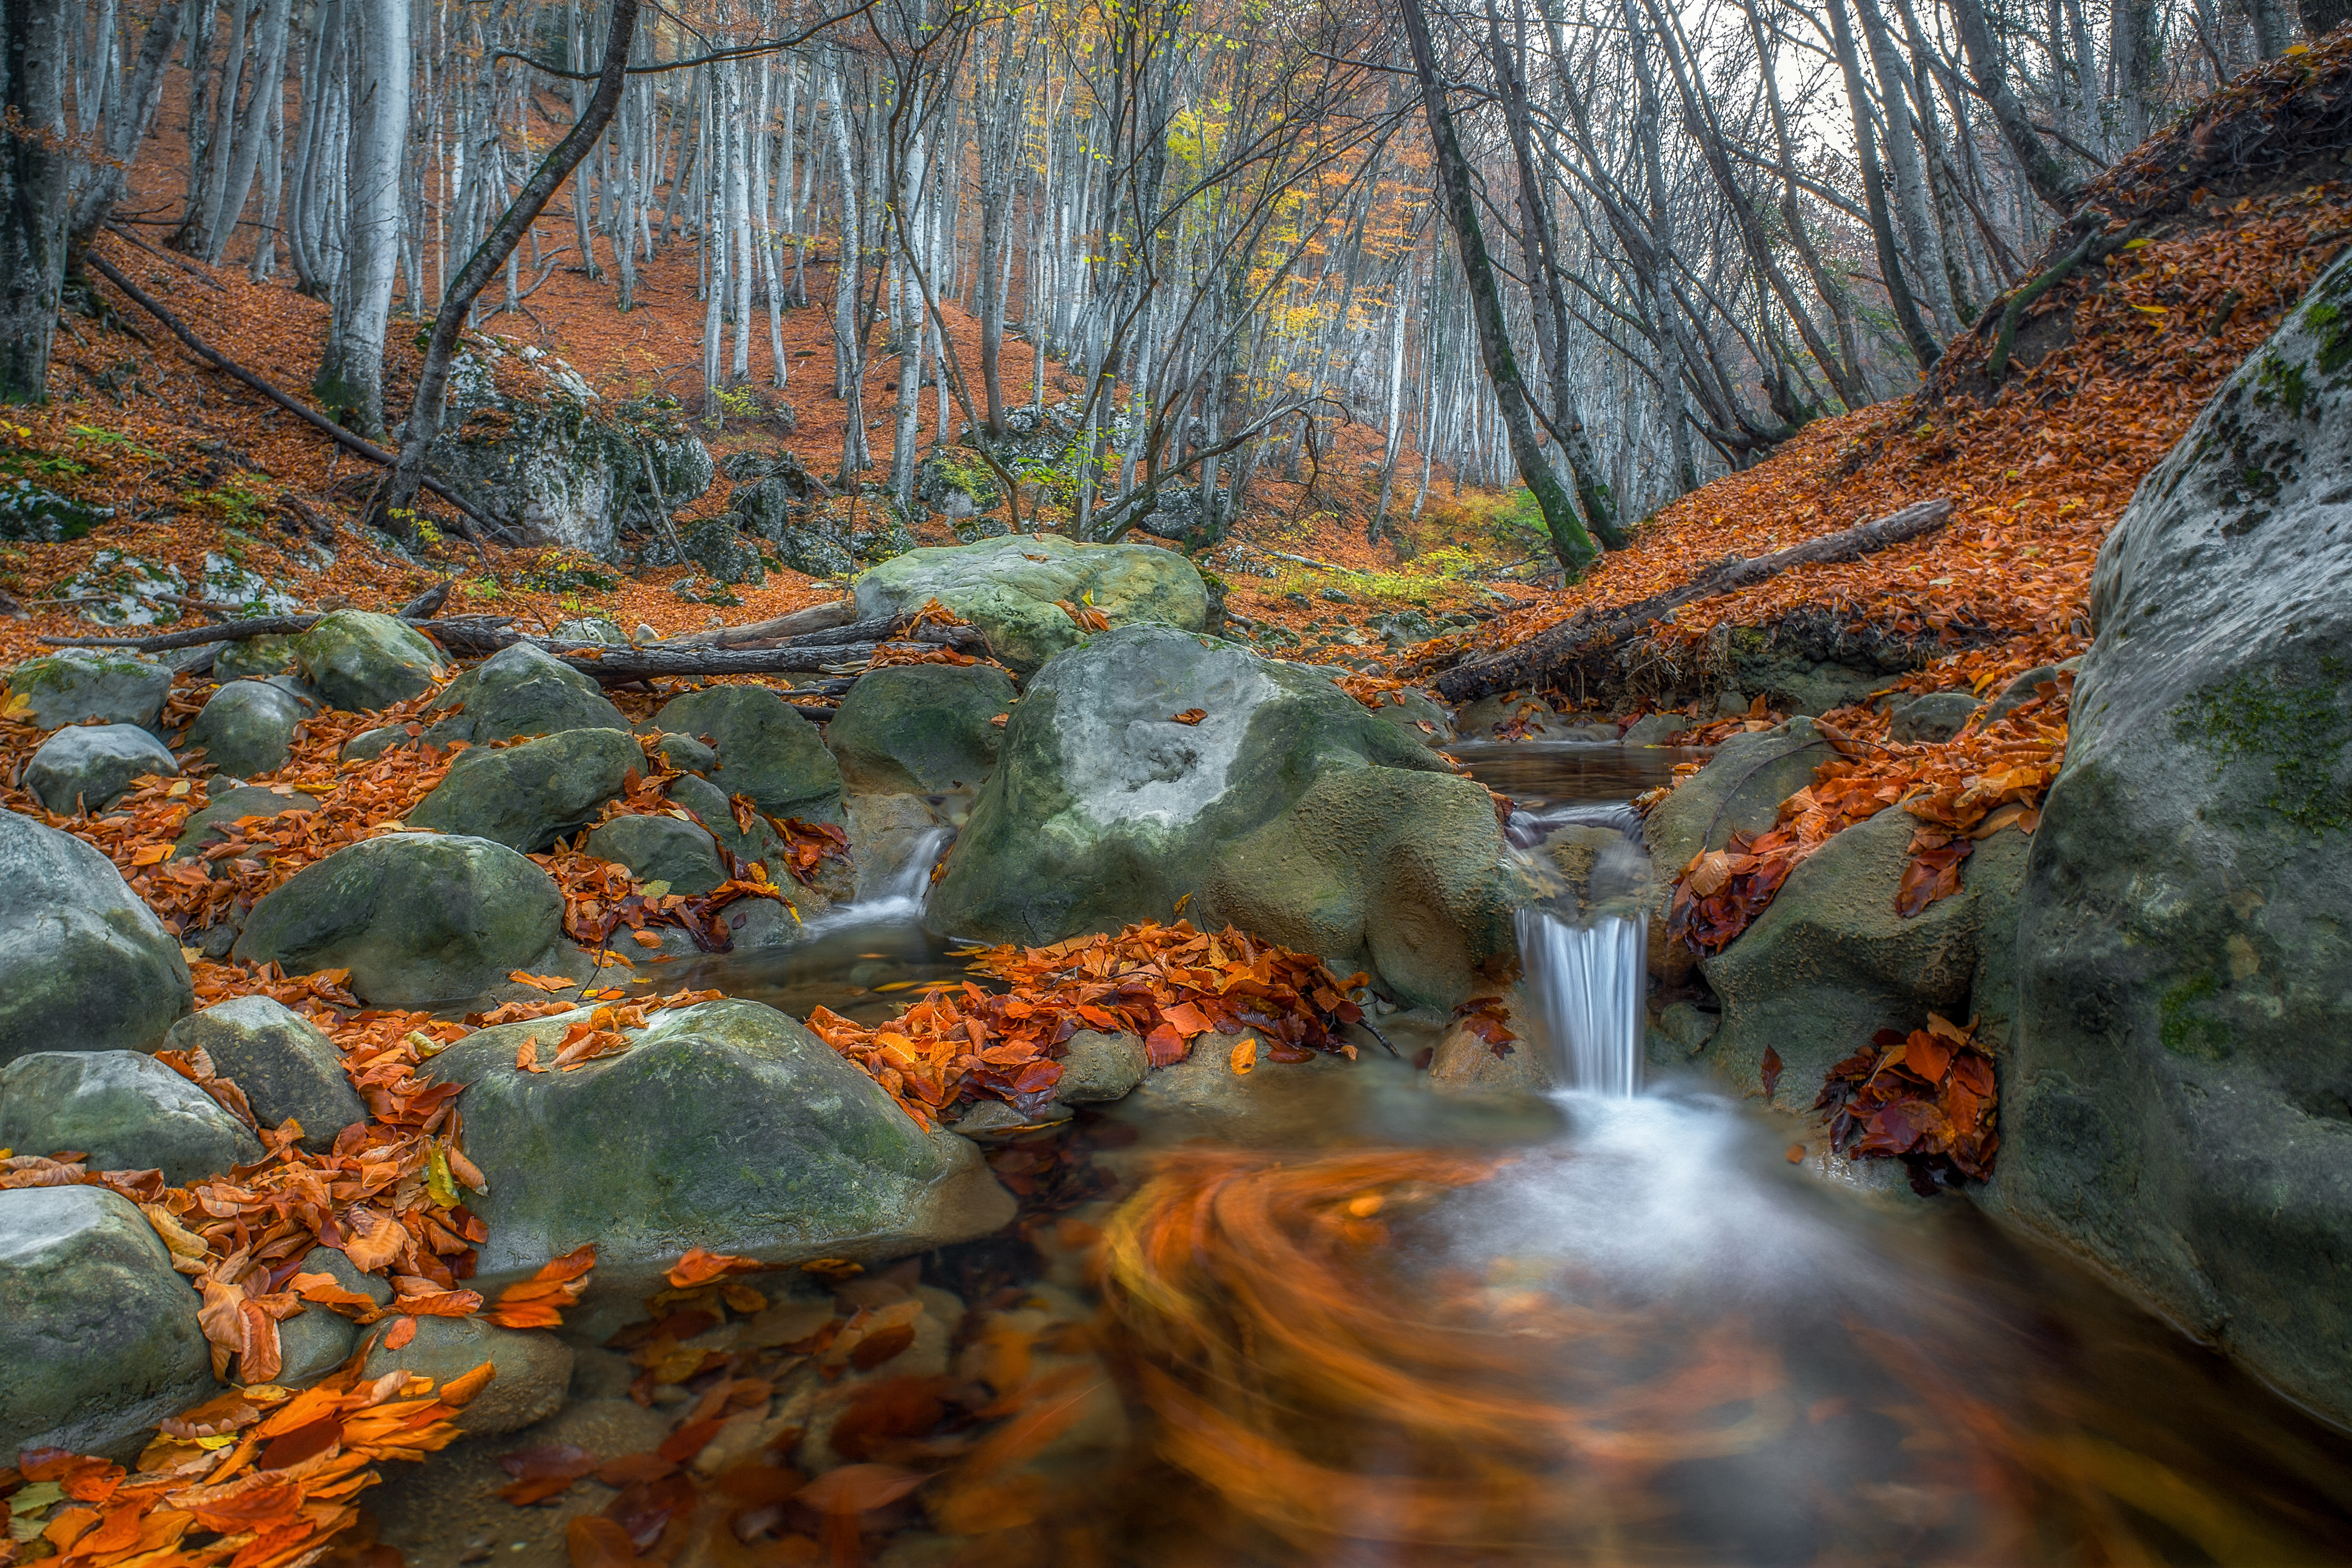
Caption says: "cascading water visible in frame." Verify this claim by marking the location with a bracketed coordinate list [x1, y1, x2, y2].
[1516, 908, 1646, 1096]
[805, 824, 953, 928]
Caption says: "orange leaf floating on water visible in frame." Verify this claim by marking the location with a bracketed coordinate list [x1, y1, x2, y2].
[485, 1243, 598, 1330]
[1168, 708, 1207, 725]
[665, 1246, 765, 1289]
[506, 970, 577, 993]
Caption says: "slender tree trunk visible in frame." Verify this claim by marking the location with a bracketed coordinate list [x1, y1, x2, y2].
[1, 0, 72, 401]
[1948, 0, 2077, 210]
[1826, 0, 1939, 372]
[65, 0, 180, 262]
[320, 0, 409, 433]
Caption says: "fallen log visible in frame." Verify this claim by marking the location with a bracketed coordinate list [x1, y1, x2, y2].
[663, 599, 859, 648]
[1430, 498, 1954, 704]
[549, 624, 986, 683]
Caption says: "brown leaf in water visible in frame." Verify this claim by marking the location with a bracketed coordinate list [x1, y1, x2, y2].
[567, 1513, 642, 1566]
[798, 1463, 927, 1515]
[665, 1246, 765, 1289]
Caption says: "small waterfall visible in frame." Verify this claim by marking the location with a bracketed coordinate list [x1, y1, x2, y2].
[807, 825, 953, 928]
[1515, 909, 1647, 1097]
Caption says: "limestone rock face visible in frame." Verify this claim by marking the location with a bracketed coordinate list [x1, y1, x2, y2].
[233, 833, 564, 1008]
[161, 997, 367, 1151]
[0, 1185, 215, 1459]
[407, 726, 642, 851]
[0, 809, 193, 1065]
[853, 534, 1210, 674]
[5, 648, 173, 730]
[423, 642, 629, 743]
[293, 611, 449, 713]
[2001, 251, 2352, 1426]
[825, 664, 1015, 795]
[24, 723, 179, 812]
[928, 626, 1516, 1008]
[427, 1000, 1015, 1303]
[0, 1050, 263, 1182]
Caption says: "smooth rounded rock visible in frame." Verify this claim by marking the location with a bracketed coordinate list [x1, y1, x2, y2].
[170, 784, 318, 860]
[211, 635, 296, 681]
[0, 1051, 262, 1181]
[276, 1246, 389, 1388]
[854, 533, 1210, 674]
[24, 723, 179, 813]
[361, 1315, 573, 1435]
[825, 664, 1016, 794]
[233, 833, 564, 1007]
[651, 685, 844, 823]
[160, 997, 366, 1150]
[0, 809, 193, 1064]
[1055, 1029, 1148, 1103]
[585, 812, 726, 895]
[407, 727, 641, 851]
[1889, 690, 1982, 744]
[424, 641, 629, 743]
[5, 648, 173, 730]
[293, 610, 448, 713]
[180, 679, 311, 777]
[0, 1185, 216, 1459]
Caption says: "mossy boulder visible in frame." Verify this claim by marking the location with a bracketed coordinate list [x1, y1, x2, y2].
[1641, 718, 1829, 982]
[212, 635, 296, 681]
[2001, 251, 2352, 1426]
[584, 813, 727, 896]
[293, 611, 449, 713]
[427, 999, 1016, 1303]
[233, 833, 564, 1008]
[5, 648, 173, 730]
[160, 997, 367, 1152]
[424, 642, 629, 743]
[407, 727, 641, 851]
[0, 809, 193, 1064]
[180, 679, 312, 777]
[928, 626, 1515, 1008]
[24, 723, 178, 813]
[853, 534, 1210, 674]
[0, 1051, 263, 1183]
[651, 686, 843, 823]
[0, 1186, 216, 1460]
[825, 664, 1016, 794]
[916, 450, 1004, 519]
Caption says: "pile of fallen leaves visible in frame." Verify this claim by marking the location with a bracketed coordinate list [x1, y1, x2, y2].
[806, 921, 1368, 1130]
[1816, 1014, 2000, 1195]
[1666, 677, 2070, 954]
[0, 1359, 492, 1567]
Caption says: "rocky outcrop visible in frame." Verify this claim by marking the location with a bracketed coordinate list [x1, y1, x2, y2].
[0, 1185, 215, 1459]
[24, 723, 179, 812]
[0, 809, 193, 1064]
[1999, 251, 2352, 1426]
[407, 727, 641, 851]
[160, 997, 367, 1151]
[293, 611, 449, 713]
[233, 833, 565, 1007]
[652, 686, 844, 823]
[853, 534, 1210, 674]
[427, 999, 1015, 1303]
[427, 339, 712, 557]
[825, 664, 1015, 795]
[0, 1051, 262, 1181]
[180, 679, 313, 777]
[5, 648, 172, 730]
[423, 642, 629, 743]
[929, 626, 1516, 1008]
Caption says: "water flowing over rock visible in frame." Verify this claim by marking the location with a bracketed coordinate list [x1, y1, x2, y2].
[0, 809, 193, 1064]
[427, 339, 712, 557]
[4, 648, 172, 730]
[853, 534, 1210, 673]
[233, 833, 565, 1007]
[0, 1051, 262, 1182]
[928, 626, 1516, 1008]
[0, 1185, 216, 1459]
[427, 999, 1015, 1303]
[2001, 251, 2352, 1427]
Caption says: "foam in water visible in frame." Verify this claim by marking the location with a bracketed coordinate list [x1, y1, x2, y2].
[814, 825, 952, 928]
[1516, 909, 1646, 1096]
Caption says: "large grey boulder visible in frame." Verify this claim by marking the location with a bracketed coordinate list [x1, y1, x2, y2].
[0, 1187, 215, 1459]
[0, 809, 193, 1065]
[293, 610, 449, 713]
[180, 679, 312, 777]
[5, 648, 173, 731]
[854, 533, 1210, 674]
[160, 997, 366, 1151]
[584, 812, 727, 895]
[234, 833, 564, 1007]
[652, 685, 844, 823]
[24, 723, 179, 812]
[406, 726, 641, 851]
[1999, 254, 2352, 1427]
[424, 642, 630, 743]
[825, 663, 1016, 794]
[428, 999, 1015, 1303]
[928, 626, 1515, 1008]
[1699, 809, 2030, 1113]
[0, 1051, 263, 1181]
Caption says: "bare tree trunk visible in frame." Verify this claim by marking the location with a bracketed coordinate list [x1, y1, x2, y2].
[1948, 0, 2078, 210]
[320, 0, 409, 434]
[65, 0, 180, 261]
[0, 0, 71, 401]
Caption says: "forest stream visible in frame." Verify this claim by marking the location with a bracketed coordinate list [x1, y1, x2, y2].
[348, 744, 2352, 1568]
